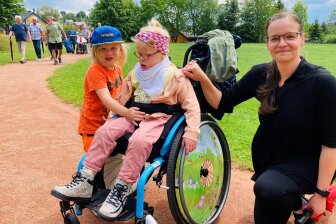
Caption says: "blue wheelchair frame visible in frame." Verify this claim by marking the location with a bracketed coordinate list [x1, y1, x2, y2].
[75, 115, 186, 221]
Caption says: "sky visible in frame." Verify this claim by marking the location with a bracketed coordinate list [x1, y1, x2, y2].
[23, 0, 336, 23]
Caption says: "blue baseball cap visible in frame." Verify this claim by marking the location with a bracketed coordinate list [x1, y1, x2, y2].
[91, 26, 124, 46]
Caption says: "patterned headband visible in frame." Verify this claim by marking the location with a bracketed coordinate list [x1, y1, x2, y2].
[135, 31, 170, 54]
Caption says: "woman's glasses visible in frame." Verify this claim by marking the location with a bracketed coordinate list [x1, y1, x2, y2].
[267, 32, 303, 45]
[134, 51, 160, 60]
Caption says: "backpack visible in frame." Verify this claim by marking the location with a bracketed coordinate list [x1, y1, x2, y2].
[183, 30, 242, 118]
[183, 29, 242, 84]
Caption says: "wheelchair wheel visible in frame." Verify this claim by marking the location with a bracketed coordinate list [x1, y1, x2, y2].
[166, 115, 231, 224]
[64, 213, 80, 224]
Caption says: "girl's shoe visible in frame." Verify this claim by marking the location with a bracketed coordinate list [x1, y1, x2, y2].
[98, 179, 135, 219]
[51, 167, 94, 201]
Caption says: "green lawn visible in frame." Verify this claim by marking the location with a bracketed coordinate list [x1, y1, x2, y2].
[45, 42, 336, 170]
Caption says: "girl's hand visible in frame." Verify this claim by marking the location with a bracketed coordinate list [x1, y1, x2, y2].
[125, 107, 145, 122]
[181, 137, 196, 156]
[182, 60, 207, 82]
[303, 193, 326, 218]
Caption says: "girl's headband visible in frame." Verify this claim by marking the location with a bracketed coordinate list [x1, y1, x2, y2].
[134, 31, 170, 54]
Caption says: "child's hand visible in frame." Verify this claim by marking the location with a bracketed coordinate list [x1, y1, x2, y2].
[182, 137, 196, 156]
[125, 107, 145, 122]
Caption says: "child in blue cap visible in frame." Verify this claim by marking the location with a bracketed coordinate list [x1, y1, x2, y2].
[77, 26, 145, 152]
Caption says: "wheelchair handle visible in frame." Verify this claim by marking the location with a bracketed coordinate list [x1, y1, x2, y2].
[295, 209, 313, 224]
[194, 57, 208, 64]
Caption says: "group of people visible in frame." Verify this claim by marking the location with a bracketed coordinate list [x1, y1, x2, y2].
[65, 23, 93, 54]
[45, 11, 334, 223]
[8, 15, 95, 65]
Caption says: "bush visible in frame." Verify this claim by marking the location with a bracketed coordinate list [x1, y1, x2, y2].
[323, 34, 336, 44]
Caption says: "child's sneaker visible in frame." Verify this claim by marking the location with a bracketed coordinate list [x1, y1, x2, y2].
[98, 179, 136, 219]
[51, 167, 94, 201]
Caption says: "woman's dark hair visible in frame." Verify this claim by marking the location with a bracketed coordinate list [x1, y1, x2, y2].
[256, 12, 303, 115]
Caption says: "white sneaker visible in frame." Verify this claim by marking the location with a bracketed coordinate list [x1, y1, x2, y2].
[98, 179, 136, 219]
[51, 167, 95, 201]
[36, 58, 41, 61]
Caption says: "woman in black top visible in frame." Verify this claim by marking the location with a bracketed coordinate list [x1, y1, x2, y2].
[182, 12, 336, 224]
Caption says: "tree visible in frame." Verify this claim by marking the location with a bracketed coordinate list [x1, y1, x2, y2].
[309, 18, 321, 43]
[76, 11, 87, 21]
[139, 0, 164, 27]
[292, 0, 308, 26]
[165, 0, 188, 37]
[139, 0, 188, 40]
[89, 0, 140, 40]
[60, 11, 66, 17]
[194, 0, 219, 34]
[328, 9, 336, 24]
[274, 0, 285, 12]
[184, 0, 218, 35]
[321, 22, 327, 34]
[36, 6, 60, 21]
[0, 0, 25, 29]
[218, 0, 240, 34]
[238, 0, 277, 42]
[62, 12, 77, 23]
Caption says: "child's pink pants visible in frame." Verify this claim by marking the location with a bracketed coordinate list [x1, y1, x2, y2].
[84, 115, 171, 184]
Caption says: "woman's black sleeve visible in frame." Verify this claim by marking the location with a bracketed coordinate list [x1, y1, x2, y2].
[208, 64, 266, 120]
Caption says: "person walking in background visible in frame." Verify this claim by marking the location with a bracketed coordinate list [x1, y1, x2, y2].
[9, 15, 31, 64]
[28, 16, 43, 61]
[47, 17, 58, 60]
[182, 11, 336, 224]
[45, 16, 66, 65]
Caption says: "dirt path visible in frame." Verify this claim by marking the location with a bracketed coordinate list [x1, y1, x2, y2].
[0, 54, 333, 224]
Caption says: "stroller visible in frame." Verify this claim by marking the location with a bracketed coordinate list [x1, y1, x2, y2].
[76, 34, 88, 54]
[51, 30, 240, 224]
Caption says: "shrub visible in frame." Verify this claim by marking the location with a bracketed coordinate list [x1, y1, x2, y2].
[323, 34, 336, 44]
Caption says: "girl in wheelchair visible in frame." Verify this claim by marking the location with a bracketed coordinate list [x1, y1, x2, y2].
[52, 18, 200, 220]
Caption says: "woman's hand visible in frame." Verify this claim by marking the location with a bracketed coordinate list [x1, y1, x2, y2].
[182, 137, 196, 156]
[303, 194, 327, 218]
[182, 60, 207, 82]
[124, 107, 145, 122]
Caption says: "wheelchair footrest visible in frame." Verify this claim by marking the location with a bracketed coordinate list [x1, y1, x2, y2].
[78, 189, 148, 222]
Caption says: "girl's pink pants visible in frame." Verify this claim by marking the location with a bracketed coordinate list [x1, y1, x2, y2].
[84, 115, 170, 184]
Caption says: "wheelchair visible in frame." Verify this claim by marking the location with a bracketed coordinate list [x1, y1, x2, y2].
[52, 41, 232, 224]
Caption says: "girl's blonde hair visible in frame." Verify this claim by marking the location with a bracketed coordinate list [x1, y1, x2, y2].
[91, 44, 127, 67]
[140, 18, 170, 39]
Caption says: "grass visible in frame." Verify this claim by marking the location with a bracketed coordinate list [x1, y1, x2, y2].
[42, 42, 336, 170]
